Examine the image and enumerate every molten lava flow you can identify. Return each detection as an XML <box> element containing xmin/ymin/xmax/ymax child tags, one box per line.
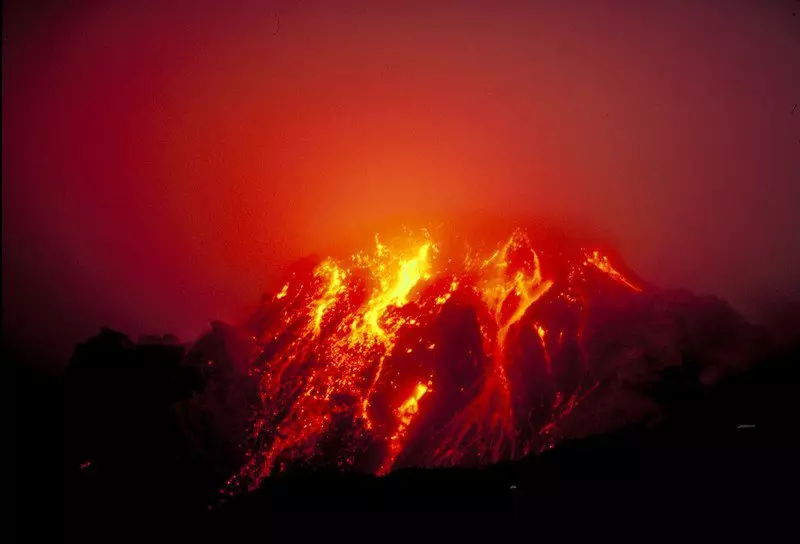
<box><xmin>224</xmin><ymin>227</ymin><xmax>644</xmax><ymax>495</ymax></box>
<box><xmin>536</xmin><ymin>324</ymin><xmax>551</xmax><ymax>374</ymax></box>
<box><xmin>586</xmin><ymin>250</ymin><xmax>642</xmax><ymax>292</ymax></box>
<box><xmin>380</xmin><ymin>381</ymin><xmax>431</xmax><ymax>474</ymax></box>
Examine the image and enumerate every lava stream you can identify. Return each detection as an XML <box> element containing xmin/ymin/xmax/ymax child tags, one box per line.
<box><xmin>224</xmin><ymin>226</ymin><xmax>643</xmax><ymax>494</ymax></box>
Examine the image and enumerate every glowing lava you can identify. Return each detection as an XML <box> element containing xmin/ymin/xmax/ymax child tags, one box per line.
<box><xmin>225</xmin><ymin>227</ymin><xmax>644</xmax><ymax>495</ymax></box>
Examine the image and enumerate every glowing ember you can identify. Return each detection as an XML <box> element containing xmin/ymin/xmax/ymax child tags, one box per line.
<box><xmin>586</xmin><ymin>250</ymin><xmax>642</xmax><ymax>292</ymax></box>
<box><xmin>225</xmin><ymin>227</ymin><xmax>644</xmax><ymax>495</ymax></box>
<box><xmin>380</xmin><ymin>381</ymin><xmax>431</xmax><ymax>474</ymax></box>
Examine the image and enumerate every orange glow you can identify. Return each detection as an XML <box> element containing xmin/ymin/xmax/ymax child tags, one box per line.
<box><xmin>348</xmin><ymin>240</ymin><xmax>433</xmax><ymax>344</ymax></box>
<box><xmin>585</xmin><ymin>250</ymin><xmax>641</xmax><ymax>292</ymax></box>
<box><xmin>380</xmin><ymin>381</ymin><xmax>431</xmax><ymax>474</ymax></box>
<box><xmin>275</xmin><ymin>283</ymin><xmax>289</xmax><ymax>300</ymax></box>
<box><xmin>310</xmin><ymin>259</ymin><xmax>347</xmax><ymax>336</ymax></box>
<box><xmin>224</xmin><ymin>226</ymin><xmax>647</xmax><ymax>493</ymax></box>
<box><xmin>399</xmin><ymin>383</ymin><xmax>429</xmax><ymax>425</ymax></box>
<box><xmin>536</xmin><ymin>323</ymin><xmax>551</xmax><ymax>374</ymax></box>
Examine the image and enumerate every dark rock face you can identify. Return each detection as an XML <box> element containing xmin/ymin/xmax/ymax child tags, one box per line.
<box><xmin>62</xmin><ymin>324</ymin><xmax>258</xmax><ymax>530</ymax></box>
<box><xmin>63</xmin><ymin>289</ymin><xmax>769</xmax><ymax>491</ymax></box>
<box><xmin>56</xmin><ymin>268</ymin><xmax>797</xmax><ymax>538</ymax></box>
<box><xmin>544</xmin><ymin>289</ymin><xmax>769</xmax><ymax>444</ymax></box>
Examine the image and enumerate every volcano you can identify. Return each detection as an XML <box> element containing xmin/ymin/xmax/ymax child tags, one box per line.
<box><xmin>204</xmin><ymin>225</ymin><xmax>765</xmax><ymax>497</ymax></box>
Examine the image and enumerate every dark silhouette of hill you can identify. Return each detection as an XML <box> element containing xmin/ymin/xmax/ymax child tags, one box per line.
<box><xmin>9</xmin><ymin>296</ymin><xmax>798</xmax><ymax>540</ymax></box>
<box><xmin>211</xmin><ymin>339</ymin><xmax>798</xmax><ymax>538</ymax></box>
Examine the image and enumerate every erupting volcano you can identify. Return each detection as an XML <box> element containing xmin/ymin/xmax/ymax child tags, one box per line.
<box><xmin>220</xmin><ymin>225</ymin><xmax>666</xmax><ymax>495</ymax></box>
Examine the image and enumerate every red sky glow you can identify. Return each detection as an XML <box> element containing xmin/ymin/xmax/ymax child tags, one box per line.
<box><xmin>3</xmin><ymin>0</ymin><xmax>799</xmax><ymax>367</ymax></box>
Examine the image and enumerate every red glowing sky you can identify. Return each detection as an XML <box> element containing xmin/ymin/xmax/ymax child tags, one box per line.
<box><xmin>3</xmin><ymin>1</ymin><xmax>799</xmax><ymax>367</ymax></box>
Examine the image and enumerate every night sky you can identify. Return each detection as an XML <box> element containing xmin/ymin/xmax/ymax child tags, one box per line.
<box><xmin>3</xmin><ymin>1</ymin><xmax>799</xmax><ymax>368</ymax></box>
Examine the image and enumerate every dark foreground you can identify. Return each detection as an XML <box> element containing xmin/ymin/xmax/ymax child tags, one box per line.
<box><xmin>216</xmin><ymin>423</ymin><xmax>795</xmax><ymax>536</ymax></box>
<box><xmin>10</xmin><ymin>357</ymin><xmax>795</xmax><ymax>539</ymax></box>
